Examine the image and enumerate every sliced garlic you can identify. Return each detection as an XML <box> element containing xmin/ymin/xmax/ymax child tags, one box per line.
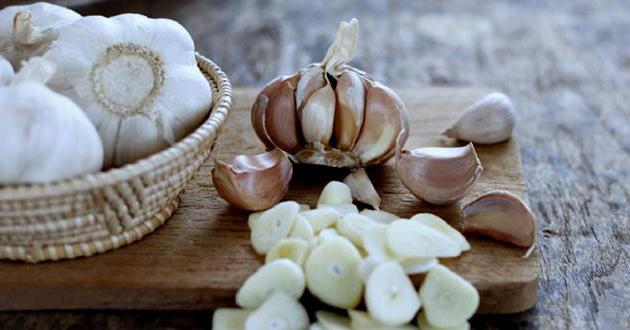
<box><xmin>462</xmin><ymin>190</ymin><xmax>536</xmax><ymax>248</ymax></box>
<box><xmin>386</xmin><ymin>220</ymin><xmax>460</xmax><ymax>258</ymax></box>
<box><xmin>250</xmin><ymin>201</ymin><xmax>300</xmax><ymax>254</ymax></box>
<box><xmin>212</xmin><ymin>308</ymin><xmax>251</xmax><ymax>330</ymax></box>
<box><xmin>316</xmin><ymin>311</ymin><xmax>352</xmax><ymax>330</ymax></box>
<box><xmin>357</xmin><ymin>255</ymin><xmax>391</xmax><ymax>282</ymax></box>
<box><xmin>248</xmin><ymin>211</ymin><xmax>262</xmax><ymax>230</ymax></box>
<box><xmin>290</xmin><ymin>214</ymin><xmax>316</xmax><ymax>246</ymax></box>
<box><xmin>396</xmin><ymin>144</ymin><xmax>483</xmax><ymax>205</ymax></box>
<box><xmin>265</xmin><ymin>238</ymin><xmax>310</xmax><ymax>266</ymax></box>
<box><xmin>417</xmin><ymin>311</ymin><xmax>470</xmax><ymax>330</ymax></box>
<box><xmin>236</xmin><ymin>258</ymin><xmax>305</xmax><ymax>309</ymax></box>
<box><xmin>348</xmin><ymin>310</ymin><xmax>416</xmax><ymax>330</ymax></box>
<box><xmin>212</xmin><ymin>149</ymin><xmax>293</xmax><ymax>211</ymax></box>
<box><xmin>360</xmin><ymin>209</ymin><xmax>400</xmax><ymax>225</ymax></box>
<box><xmin>343</xmin><ymin>168</ymin><xmax>381</xmax><ymax>210</ymax></box>
<box><xmin>305</xmin><ymin>236</ymin><xmax>363</xmax><ymax>309</ymax></box>
<box><xmin>365</xmin><ymin>261</ymin><xmax>421</xmax><ymax>326</ymax></box>
<box><xmin>418</xmin><ymin>265</ymin><xmax>479</xmax><ymax>328</ymax></box>
<box><xmin>361</xmin><ymin>224</ymin><xmax>390</xmax><ymax>256</ymax></box>
<box><xmin>315</xmin><ymin>228</ymin><xmax>342</xmax><ymax>246</ymax></box>
<box><xmin>337</xmin><ymin>213</ymin><xmax>382</xmax><ymax>248</ymax></box>
<box><xmin>300</xmin><ymin>204</ymin><xmax>312</xmax><ymax>211</ymax></box>
<box><xmin>318</xmin><ymin>181</ymin><xmax>353</xmax><ymax>205</ymax></box>
<box><xmin>444</xmin><ymin>93</ymin><xmax>515</xmax><ymax>144</ymax></box>
<box><xmin>318</xmin><ymin>203</ymin><xmax>359</xmax><ymax>217</ymax></box>
<box><xmin>244</xmin><ymin>292</ymin><xmax>309</xmax><ymax>330</ymax></box>
<box><xmin>300</xmin><ymin>209</ymin><xmax>340</xmax><ymax>234</ymax></box>
<box><xmin>399</xmin><ymin>257</ymin><xmax>439</xmax><ymax>275</ymax></box>
<box><xmin>334</xmin><ymin>70</ymin><xmax>365</xmax><ymax>150</ymax></box>
<box><xmin>410</xmin><ymin>213</ymin><xmax>471</xmax><ymax>251</ymax></box>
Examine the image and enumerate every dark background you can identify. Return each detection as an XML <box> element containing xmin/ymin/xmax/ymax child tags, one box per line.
<box><xmin>1</xmin><ymin>0</ymin><xmax>629</xmax><ymax>329</ymax></box>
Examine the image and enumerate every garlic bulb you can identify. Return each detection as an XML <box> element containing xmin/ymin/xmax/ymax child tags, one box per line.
<box><xmin>251</xmin><ymin>19</ymin><xmax>409</xmax><ymax>169</ymax></box>
<box><xmin>444</xmin><ymin>93</ymin><xmax>515</xmax><ymax>144</ymax></box>
<box><xmin>0</xmin><ymin>57</ymin><xmax>103</xmax><ymax>183</ymax></box>
<box><xmin>396</xmin><ymin>144</ymin><xmax>483</xmax><ymax>205</ymax></box>
<box><xmin>212</xmin><ymin>149</ymin><xmax>293</xmax><ymax>211</ymax></box>
<box><xmin>42</xmin><ymin>14</ymin><xmax>212</xmax><ymax>167</ymax></box>
<box><xmin>0</xmin><ymin>2</ymin><xmax>80</xmax><ymax>70</ymax></box>
<box><xmin>0</xmin><ymin>55</ymin><xmax>14</xmax><ymax>85</ymax></box>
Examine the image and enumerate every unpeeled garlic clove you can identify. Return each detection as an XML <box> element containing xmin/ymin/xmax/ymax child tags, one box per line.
<box><xmin>251</xmin><ymin>77</ymin><xmax>282</xmax><ymax>149</ymax></box>
<box><xmin>211</xmin><ymin>149</ymin><xmax>293</xmax><ymax>211</ymax></box>
<box><xmin>333</xmin><ymin>70</ymin><xmax>365</xmax><ymax>150</ymax></box>
<box><xmin>353</xmin><ymin>82</ymin><xmax>409</xmax><ymax>164</ymax></box>
<box><xmin>295</xmin><ymin>66</ymin><xmax>325</xmax><ymax>110</ymax></box>
<box><xmin>462</xmin><ymin>190</ymin><xmax>536</xmax><ymax>248</ymax></box>
<box><xmin>300</xmin><ymin>78</ymin><xmax>336</xmax><ymax>145</ymax></box>
<box><xmin>396</xmin><ymin>144</ymin><xmax>483</xmax><ymax>205</ymax></box>
<box><xmin>343</xmin><ymin>167</ymin><xmax>381</xmax><ymax>210</ymax></box>
<box><xmin>444</xmin><ymin>92</ymin><xmax>515</xmax><ymax>144</ymax></box>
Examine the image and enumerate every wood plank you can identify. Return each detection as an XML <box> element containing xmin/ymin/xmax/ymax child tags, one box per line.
<box><xmin>0</xmin><ymin>87</ymin><xmax>537</xmax><ymax>314</ymax></box>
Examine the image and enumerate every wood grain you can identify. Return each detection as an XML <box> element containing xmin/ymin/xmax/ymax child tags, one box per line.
<box><xmin>0</xmin><ymin>87</ymin><xmax>537</xmax><ymax>315</ymax></box>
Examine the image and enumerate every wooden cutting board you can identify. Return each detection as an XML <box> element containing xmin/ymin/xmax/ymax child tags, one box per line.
<box><xmin>0</xmin><ymin>87</ymin><xmax>538</xmax><ymax>314</ymax></box>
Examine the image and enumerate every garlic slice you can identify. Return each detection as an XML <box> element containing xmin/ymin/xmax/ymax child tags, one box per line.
<box><xmin>212</xmin><ymin>149</ymin><xmax>293</xmax><ymax>211</ymax></box>
<box><xmin>444</xmin><ymin>93</ymin><xmax>515</xmax><ymax>144</ymax></box>
<box><xmin>244</xmin><ymin>293</ymin><xmax>309</xmax><ymax>330</ymax></box>
<box><xmin>212</xmin><ymin>308</ymin><xmax>251</xmax><ymax>330</ymax></box>
<box><xmin>236</xmin><ymin>258</ymin><xmax>305</xmax><ymax>309</ymax></box>
<box><xmin>250</xmin><ymin>201</ymin><xmax>300</xmax><ymax>254</ymax></box>
<box><xmin>396</xmin><ymin>144</ymin><xmax>483</xmax><ymax>205</ymax></box>
<box><xmin>265</xmin><ymin>238</ymin><xmax>310</xmax><ymax>266</ymax></box>
<box><xmin>410</xmin><ymin>213</ymin><xmax>471</xmax><ymax>251</ymax></box>
<box><xmin>365</xmin><ymin>261</ymin><xmax>421</xmax><ymax>326</ymax></box>
<box><xmin>343</xmin><ymin>168</ymin><xmax>381</xmax><ymax>210</ymax></box>
<box><xmin>316</xmin><ymin>311</ymin><xmax>352</xmax><ymax>330</ymax></box>
<box><xmin>386</xmin><ymin>220</ymin><xmax>460</xmax><ymax>258</ymax></box>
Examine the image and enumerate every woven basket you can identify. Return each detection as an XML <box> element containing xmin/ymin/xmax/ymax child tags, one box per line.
<box><xmin>0</xmin><ymin>54</ymin><xmax>232</xmax><ymax>263</ymax></box>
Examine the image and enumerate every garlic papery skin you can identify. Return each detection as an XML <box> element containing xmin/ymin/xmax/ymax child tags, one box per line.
<box><xmin>0</xmin><ymin>2</ymin><xmax>80</xmax><ymax>70</ymax></box>
<box><xmin>42</xmin><ymin>14</ymin><xmax>212</xmax><ymax>168</ymax></box>
<box><xmin>444</xmin><ymin>92</ymin><xmax>515</xmax><ymax>144</ymax></box>
<box><xmin>211</xmin><ymin>149</ymin><xmax>293</xmax><ymax>211</ymax></box>
<box><xmin>462</xmin><ymin>190</ymin><xmax>536</xmax><ymax>248</ymax></box>
<box><xmin>251</xmin><ymin>18</ymin><xmax>409</xmax><ymax>170</ymax></box>
<box><xmin>0</xmin><ymin>57</ymin><xmax>103</xmax><ymax>183</ymax></box>
<box><xmin>343</xmin><ymin>168</ymin><xmax>381</xmax><ymax>210</ymax></box>
<box><xmin>0</xmin><ymin>55</ymin><xmax>14</xmax><ymax>85</ymax></box>
<box><xmin>396</xmin><ymin>144</ymin><xmax>483</xmax><ymax>205</ymax></box>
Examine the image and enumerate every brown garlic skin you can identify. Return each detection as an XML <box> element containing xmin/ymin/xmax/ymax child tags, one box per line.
<box><xmin>396</xmin><ymin>144</ymin><xmax>483</xmax><ymax>205</ymax></box>
<box><xmin>462</xmin><ymin>190</ymin><xmax>536</xmax><ymax>247</ymax></box>
<box><xmin>211</xmin><ymin>149</ymin><xmax>293</xmax><ymax>211</ymax></box>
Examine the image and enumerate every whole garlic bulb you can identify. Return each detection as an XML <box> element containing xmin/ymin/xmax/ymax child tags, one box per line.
<box><xmin>43</xmin><ymin>14</ymin><xmax>212</xmax><ymax>168</ymax></box>
<box><xmin>0</xmin><ymin>57</ymin><xmax>103</xmax><ymax>183</ymax></box>
<box><xmin>0</xmin><ymin>2</ymin><xmax>81</xmax><ymax>70</ymax></box>
<box><xmin>251</xmin><ymin>19</ymin><xmax>409</xmax><ymax>169</ymax></box>
<box><xmin>0</xmin><ymin>55</ymin><xmax>14</xmax><ymax>85</ymax></box>
<box><xmin>444</xmin><ymin>93</ymin><xmax>515</xmax><ymax>144</ymax></box>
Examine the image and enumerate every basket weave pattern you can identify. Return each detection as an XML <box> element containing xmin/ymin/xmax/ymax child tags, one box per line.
<box><xmin>0</xmin><ymin>55</ymin><xmax>232</xmax><ymax>263</ymax></box>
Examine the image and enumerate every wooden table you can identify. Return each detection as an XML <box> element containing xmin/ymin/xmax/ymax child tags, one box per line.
<box><xmin>1</xmin><ymin>0</ymin><xmax>629</xmax><ymax>329</ymax></box>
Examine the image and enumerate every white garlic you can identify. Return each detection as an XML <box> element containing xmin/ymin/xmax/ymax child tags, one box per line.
<box><xmin>43</xmin><ymin>14</ymin><xmax>212</xmax><ymax>167</ymax></box>
<box><xmin>0</xmin><ymin>55</ymin><xmax>14</xmax><ymax>85</ymax></box>
<box><xmin>0</xmin><ymin>2</ymin><xmax>81</xmax><ymax>70</ymax></box>
<box><xmin>0</xmin><ymin>57</ymin><xmax>103</xmax><ymax>183</ymax></box>
<box><xmin>444</xmin><ymin>92</ymin><xmax>515</xmax><ymax>144</ymax></box>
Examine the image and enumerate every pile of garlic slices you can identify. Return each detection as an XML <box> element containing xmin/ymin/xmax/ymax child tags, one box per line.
<box><xmin>0</xmin><ymin>2</ymin><xmax>212</xmax><ymax>183</ymax></box>
<box><xmin>213</xmin><ymin>181</ymin><xmax>479</xmax><ymax>330</ymax></box>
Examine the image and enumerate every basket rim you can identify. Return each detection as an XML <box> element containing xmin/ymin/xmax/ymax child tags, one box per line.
<box><xmin>0</xmin><ymin>53</ymin><xmax>232</xmax><ymax>197</ymax></box>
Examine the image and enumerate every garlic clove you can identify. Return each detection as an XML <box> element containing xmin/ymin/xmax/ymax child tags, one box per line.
<box><xmin>211</xmin><ymin>149</ymin><xmax>293</xmax><ymax>211</ymax></box>
<box><xmin>396</xmin><ymin>144</ymin><xmax>483</xmax><ymax>205</ymax></box>
<box><xmin>300</xmin><ymin>78</ymin><xmax>336</xmax><ymax>145</ymax></box>
<box><xmin>260</xmin><ymin>74</ymin><xmax>304</xmax><ymax>153</ymax></box>
<box><xmin>317</xmin><ymin>181</ymin><xmax>353</xmax><ymax>205</ymax></box>
<box><xmin>343</xmin><ymin>167</ymin><xmax>381</xmax><ymax>210</ymax></box>
<box><xmin>462</xmin><ymin>190</ymin><xmax>536</xmax><ymax>248</ymax></box>
<box><xmin>251</xmin><ymin>77</ymin><xmax>283</xmax><ymax>149</ymax></box>
<box><xmin>333</xmin><ymin>70</ymin><xmax>365</xmax><ymax>150</ymax></box>
<box><xmin>296</xmin><ymin>66</ymin><xmax>326</xmax><ymax>110</ymax></box>
<box><xmin>244</xmin><ymin>292</ymin><xmax>309</xmax><ymax>330</ymax></box>
<box><xmin>353</xmin><ymin>82</ymin><xmax>409</xmax><ymax>165</ymax></box>
<box><xmin>444</xmin><ymin>92</ymin><xmax>515</xmax><ymax>144</ymax></box>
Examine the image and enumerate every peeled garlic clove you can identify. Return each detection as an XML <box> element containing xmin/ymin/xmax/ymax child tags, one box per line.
<box><xmin>305</xmin><ymin>236</ymin><xmax>363</xmax><ymax>309</ymax></box>
<box><xmin>353</xmin><ymin>82</ymin><xmax>409</xmax><ymax>164</ymax></box>
<box><xmin>462</xmin><ymin>190</ymin><xmax>536</xmax><ymax>248</ymax></box>
<box><xmin>334</xmin><ymin>71</ymin><xmax>365</xmax><ymax>150</ymax></box>
<box><xmin>387</xmin><ymin>220</ymin><xmax>460</xmax><ymax>258</ymax></box>
<box><xmin>316</xmin><ymin>311</ymin><xmax>352</xmax><ymax>330</ymax></box>
<box><xmin>365</xmin><ymin>261</ymin><xmax>421</xmax><ymax>326</ymax></box>
<box><xmin>417</xmin><ymin>311</ymin><xmax>470</xmax><ymax>330</ymax></box>
<box><xmin>300</xmin><ymin>79</ymin><xmax>336</xmax><ymax>145</ymax></box>
<box><xmin>360</xmin><ymin>209</ymin><xmax>400</xmax><ymax>225</ymax></box>
<box><xmin>343</xmin><ymin>168</ymin><xmax>381</xmax><ymax>210</ymax></box>
<box><xmin>410</xmin><ymin>213</ymin><xmax>471</xmax><ymax>251</ymax></box>
<box><xmin>318</xmin><ymin>203</ymin><xmax>359</xmax><ymax>217</ymax></box>
<box><xmin>265</xmin><ymin>238</ymin><xmax>310</xmax><ymax>266</ymax></box>
<box><xmin>212</xmin><ymin>149</ymin><xmax>293</xmax><ymax>211</ymax></box>
<box><xmin>212</xmin><ymin>308</ymin><xmax>251</xmax><ymax>330</ymax></box>
<box><xmin>444</xmin><ymin>93</ymin><xmax>515</xmax><ymax>144</ymax></box>
<box><xmin>236</xmin><ymin>259</ymin><xmax>305</xmax><ymax>309</ymax></box>
<box><xmin>244</xmin><ymin>292</ymin><xmax>309</xmax><ymax>330</ymax></box>
<box><xmin>250</xmin><ymin>201</ymin><xmax>300</xmax><ymax>254</ymax></box>
<box><xmin>396</xmin><ymin>144</ymin><xmax>483</xmax><ymax>205</ymax></box>
<box><xmin>261</xmin><ymin>75</ymin><xmax>303</xmax><ymax>153</ymax></box>
<box><xmin>296</xmin><ymin>66</ymin><xmax>326</xmax><ymax>110</ymax></box>
<box><xmin>317</xmin><ymin>181</ymin><xmax>353</xmax><ymax>205</ymax></box>
<box><xmin>419</xmin><ymin>265</ymin><xmax>479</xmax><ymax>328</ymax></box>
<box><xmin>301</xmin><ymin>209</ymin><xmax>341</xmax><ymax>234</ymax></box>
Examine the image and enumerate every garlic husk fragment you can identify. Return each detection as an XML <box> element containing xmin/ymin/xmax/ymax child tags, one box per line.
<box><xmin>343</xmin><ymin>167</ymin><xmax>381</xmax><ymax>209</ymax></box>
<box><xmin>396</xmin><ymin>144</ymin><xmax>483</xmax><ymax>205</ymax></box>
<box><xmin>0</xmin><ymin>2</ymin><xmax>81</xmax><ymax>70</ymax></box>
<box><xmin>0</xmin><ymin>57</ymin><xmax>103</xmax><ymax>183</ymax></box>
<box><xmin>212</xmin><ymin>149</ymin><xmax>293</xmax><ymax>211</ymax></box>
<box><xmin>444</xmin><ymin>93</ymin><xmax>515</xmax><ymax>144</ymax></box>
<box><xmin>43</xmin><ymin>14</ymin><xmax>212</xmax><ymax>167</ymax></box>
<box><xmin>0</xmin><ymin>55</ymin><xmax>14</xmax><ymax>85</ymax></box>
<box><xmin>462</xmin><ymin>190</ymin><xmax>536</xmax><ymax>248</ymax></box>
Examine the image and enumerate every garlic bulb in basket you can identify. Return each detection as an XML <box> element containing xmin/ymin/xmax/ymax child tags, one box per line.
<box><xmin>251</xmin><ymin>19</ymin><xmax>409</xmax><ymax>208</ymax></box>
<box><xmin>0</xmin><ymin>55</ymin><xmax>14</xmax><ymax>85</ymax></box>
<box><xmin>0</xmin><ymin>57</ymin><xmax>103</xmax><ymax>183</ymax></box>
<box><xmin>43</xmin><ymin>14</ymin><xmax>212</xmax><ymax>167</ymax></box>
<box><xmin>0</xmin><ymin>2</ymin><xmax>80</xmax><ymax>70</ymax></box>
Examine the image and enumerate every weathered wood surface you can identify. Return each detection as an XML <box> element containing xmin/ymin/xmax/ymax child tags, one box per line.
<box><xmin>1</xmin><ymin>0</ymin><xmax>628</xmax><ymax>329</ymax></box>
